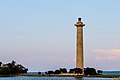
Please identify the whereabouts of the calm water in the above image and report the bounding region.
[0,71,120,80]
[0,76,115,80]
[103,71,120,75]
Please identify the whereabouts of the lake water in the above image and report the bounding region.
[0,76,115,80]
[0,71,120,80]
[103,71,120,75]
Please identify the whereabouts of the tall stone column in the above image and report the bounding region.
[75,18,85,70]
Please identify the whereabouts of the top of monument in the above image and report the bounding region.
[74,18,85,27]
[78,18,81,22]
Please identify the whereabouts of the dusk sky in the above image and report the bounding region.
[0,0,120,71]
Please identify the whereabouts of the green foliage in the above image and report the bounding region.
[84,67,97,76]
[0,62,2,66]
[38,72,41,75]
[44,67,101,75]
[47,70,54,75]
[74,68,82,74]
[69,68,82,74]
[97,70,102,74]
[0,67,10,75]
[54,70,61,74]
[0,61,28,75]
[69,69,75,73]
[60,68,67,73]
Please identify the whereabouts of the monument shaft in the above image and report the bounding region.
[76,27,83,69]
[75,18,85,69]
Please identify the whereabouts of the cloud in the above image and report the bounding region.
[94,49,120,55]
[94,48,120,60]
[96,56,117,60]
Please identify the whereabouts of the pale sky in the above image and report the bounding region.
[0,0,120,71]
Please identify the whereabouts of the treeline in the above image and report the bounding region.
[38,67,102,76]
[0,61,28,75]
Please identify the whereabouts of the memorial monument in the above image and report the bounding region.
[75,18,85,70]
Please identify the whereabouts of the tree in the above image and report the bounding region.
[97,70,102,74]
[54,70,61,74]
[69,69,75,73]
[0,62,2,66]
[74,68,82,74]
[60,68,67,73]
[0,67,10,75]
[0,61,28,75]
[69,68,82,74]
[84,67,97,76]
[38,72,41,75]
[45,71,48,74]
[48,70,54,75]
[11,60,16,65]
